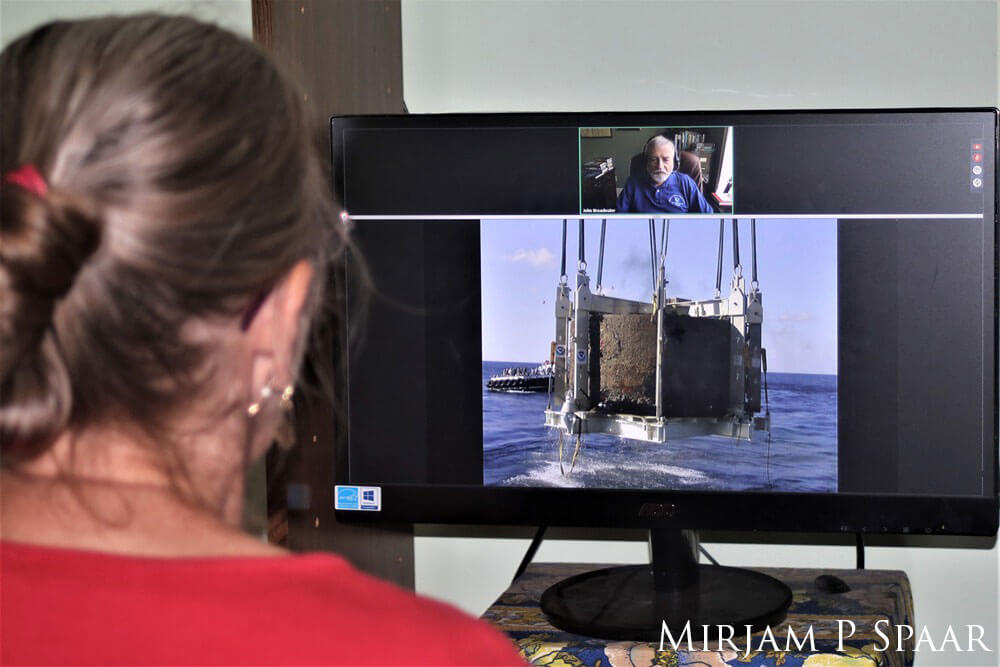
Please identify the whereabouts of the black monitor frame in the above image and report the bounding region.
[330,108,999,538]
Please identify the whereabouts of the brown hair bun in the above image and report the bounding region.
[0,181,102,458]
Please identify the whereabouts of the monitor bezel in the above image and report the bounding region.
[330,108,999,538]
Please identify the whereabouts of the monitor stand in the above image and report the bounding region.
[539,529,792,641]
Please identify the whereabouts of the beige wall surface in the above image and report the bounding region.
[401,0,998,111]
[401,2,999,665]
[0,0,251,46]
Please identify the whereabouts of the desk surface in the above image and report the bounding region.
[483,563,913,667]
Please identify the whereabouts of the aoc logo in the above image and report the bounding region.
[638,503,677,518]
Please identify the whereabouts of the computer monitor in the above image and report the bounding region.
[330,109,998,639]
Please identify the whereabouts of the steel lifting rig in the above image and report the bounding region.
[544,218,771,472]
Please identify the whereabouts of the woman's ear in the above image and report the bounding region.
[277,260,315,338]
[244,260,315,388]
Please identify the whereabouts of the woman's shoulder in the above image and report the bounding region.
[228,551,529,664]
[261,552,523,661]
[1,540,524,665]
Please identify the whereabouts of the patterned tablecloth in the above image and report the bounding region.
[482,563,914,667]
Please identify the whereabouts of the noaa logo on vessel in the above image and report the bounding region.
[576,349,588,364]
[554,344,566,358]
[668,194,686,209]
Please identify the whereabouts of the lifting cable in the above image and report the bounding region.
[568,219,585,475]
[659,218,671,302]
[762,348,771,415]
[763,346,772,487]
[715,219,725,297]
[732,218,741,271]
[596,219,607,292]
[560,219,568,282]
[659,218,670,270]
[647,218,657,290]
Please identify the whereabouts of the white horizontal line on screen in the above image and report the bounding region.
[347,213,985,220]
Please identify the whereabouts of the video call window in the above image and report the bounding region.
[580,126,734,215]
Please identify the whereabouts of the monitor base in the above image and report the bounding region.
[539,530,792,641]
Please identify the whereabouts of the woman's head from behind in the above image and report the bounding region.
[0,14,341,516]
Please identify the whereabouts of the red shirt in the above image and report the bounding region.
[0,540,525,665]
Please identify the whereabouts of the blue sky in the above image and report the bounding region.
[481,217,838,375]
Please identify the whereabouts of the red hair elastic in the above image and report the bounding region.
[4,164,48,197]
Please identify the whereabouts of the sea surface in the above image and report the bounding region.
[481,360,837,492]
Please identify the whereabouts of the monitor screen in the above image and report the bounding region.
[330,110,998,537]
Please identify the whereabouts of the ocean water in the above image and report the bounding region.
[481,361,838,493]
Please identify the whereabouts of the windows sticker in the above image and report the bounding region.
[335,485,381,511]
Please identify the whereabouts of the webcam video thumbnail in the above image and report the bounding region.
[580,126,734,215]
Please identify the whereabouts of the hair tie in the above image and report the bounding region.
[4,164,48,197]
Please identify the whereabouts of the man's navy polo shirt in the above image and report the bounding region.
[616,171,713,213]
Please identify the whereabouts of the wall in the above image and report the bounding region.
[401,1,999,664]
[0,0,251,45]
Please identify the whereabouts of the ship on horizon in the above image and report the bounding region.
[486,361,554,393]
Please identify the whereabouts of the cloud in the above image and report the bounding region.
[504,247,556,268]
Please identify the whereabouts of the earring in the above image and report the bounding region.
[247,383,294,417]
[280,384,295,411]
